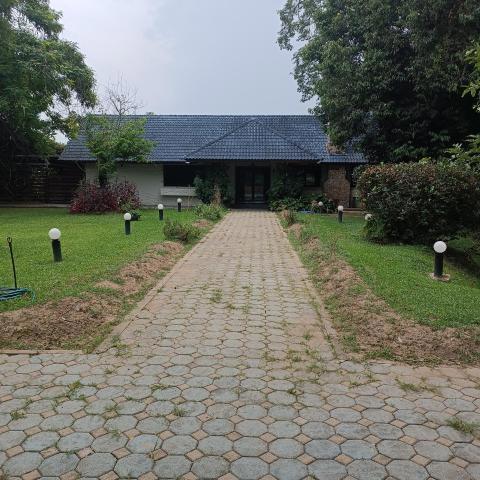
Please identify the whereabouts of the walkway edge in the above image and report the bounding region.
[95,213,231,353]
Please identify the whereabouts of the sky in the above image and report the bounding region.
[49,0,309,115]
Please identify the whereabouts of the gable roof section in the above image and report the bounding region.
[59,115,365,164]
[185,119,318,161]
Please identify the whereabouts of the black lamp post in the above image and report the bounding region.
[158,203,164,221]
[433,241,447,278]
[318,201,324,214]
[48,228,62,262]
[177,198,182,212]
[337,205,344,223]
[124,213,132,235]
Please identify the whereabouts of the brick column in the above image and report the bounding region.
[323,165,351,206]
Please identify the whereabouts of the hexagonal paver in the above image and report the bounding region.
[270,438,303,458]
[387,460,428,480]
[39,453,79,476]
[377,439,415,460]
[305,439,341,459]
[115,453,153,477]
[231,457,269,479]
[347,459,388,480]
[198,435,233,455]
[234,437,268,456]
[191,456,229,479]
[4,452,43,476]
[77,452,116,477]
[154,455,191,478]
[162,434,197,454]
[270,459,308,480]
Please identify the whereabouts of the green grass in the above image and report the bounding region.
[0,208,197,312]
[298,214,480,328]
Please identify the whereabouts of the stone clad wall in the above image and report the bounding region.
[323,165,351,207]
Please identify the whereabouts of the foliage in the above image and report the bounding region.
[164,219,201,243]
[357,162,480,244]
[70,180,140,214]
[268,165,334,211]
[0,0,95,158]
[193,204,226,222]
[443,45,480,173]
[193,165,231,205]
[279,209,298,227]
[85,116,153,185]
[278,0,480,162]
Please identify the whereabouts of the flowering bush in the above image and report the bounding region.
[357,162,480,244]
[70,180,140,214]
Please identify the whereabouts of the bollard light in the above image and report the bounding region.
[48,228,62,262]
[433,241,447,278]
[337,205,344,223]
[365,213,373,221]
[158,203,164,221]
[177,198,182,213]
[318,201,324,214]
[124,212,132,235]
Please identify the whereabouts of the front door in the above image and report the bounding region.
[236,166,270,206]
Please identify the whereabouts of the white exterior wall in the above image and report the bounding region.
[84,163,201,208]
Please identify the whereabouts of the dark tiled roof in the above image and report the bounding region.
[59,115,365,164]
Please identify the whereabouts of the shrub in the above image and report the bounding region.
[357,162,480,244]
[193,165,231,204]
[269,194,334,212]
[164,219,201,243]
[70,180,140,214]
[193,204,226,221]
[279,209,298,227]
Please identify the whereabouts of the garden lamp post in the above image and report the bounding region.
[48,228,62,262]
[318,201,324,214]
[433,241,447,278]
[337,205,344,223]
[365,213,373,221]
[177,198,182,212]
[124,213,132,235]
[158,203,164,221]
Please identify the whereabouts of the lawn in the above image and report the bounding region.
[0,207,198,313]
[298,214,480,329]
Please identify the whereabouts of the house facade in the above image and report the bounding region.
[60,115,366,208]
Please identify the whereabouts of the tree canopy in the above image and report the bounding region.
[278,0,480,162]
[0,0,96,158]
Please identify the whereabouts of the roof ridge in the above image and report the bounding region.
[185,117,318,160]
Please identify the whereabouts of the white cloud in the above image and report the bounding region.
[50,0,308,114]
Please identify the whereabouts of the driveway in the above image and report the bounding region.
[0,211,479,479]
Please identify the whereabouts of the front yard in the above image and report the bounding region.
[286,213,480,364]
[0,208,216,351]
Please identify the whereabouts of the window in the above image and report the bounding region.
[302,166,322,187]
[163,165,204,187]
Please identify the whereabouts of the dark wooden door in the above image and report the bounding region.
[235,166,270,205]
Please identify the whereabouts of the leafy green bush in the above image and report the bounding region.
[193,165,231,205]
[164,219,201,243]
[357,162,480,244]
[269,194,334,212]
[193,204,226,221]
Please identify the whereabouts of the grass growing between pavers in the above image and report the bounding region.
[284,213,480,364]
[0,207,219,351]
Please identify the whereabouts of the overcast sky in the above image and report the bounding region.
[50,0,309,115]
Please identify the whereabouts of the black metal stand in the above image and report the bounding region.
[52,239,62,262]
[338,211,343,223]
[7,237,17,288]
[178,203,182,213]
[434,252,444,278]
[125,220,131,235]
[159,210,164,221]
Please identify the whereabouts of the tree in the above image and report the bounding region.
[278,0,480,162]
[0,0,95,157]
[85,79,153,185]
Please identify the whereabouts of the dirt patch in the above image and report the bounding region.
[0,241,185,352]
[289,224,480,365]
[193,219,213,229]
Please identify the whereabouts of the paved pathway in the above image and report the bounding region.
[1,211,480,480]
